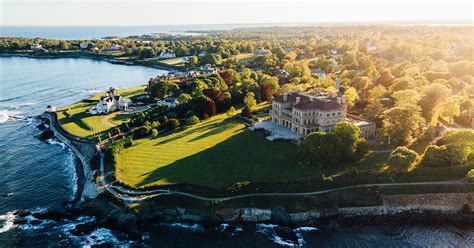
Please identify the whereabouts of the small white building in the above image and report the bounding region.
[89,88,131,115]
[30,44,43,50]
[157,97,178,109]
[199,64,218,75]
[106,44,123,51]
[254,47,271,56]
[80,43,90,49]
[46,105,57,112]
[158,52,176,59]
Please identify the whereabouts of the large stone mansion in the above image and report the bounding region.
[271,91,376,138]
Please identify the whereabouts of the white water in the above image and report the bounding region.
[0,110,9,123]
[0,212,16,233]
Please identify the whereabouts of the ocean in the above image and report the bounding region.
[0,56,473,247]
[0,24,298,40]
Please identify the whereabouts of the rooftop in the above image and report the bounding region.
[274,91,345,111]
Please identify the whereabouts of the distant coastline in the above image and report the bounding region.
[1,21,471,40]
[0,53,180,72]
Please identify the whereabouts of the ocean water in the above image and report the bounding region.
[0,24,294,40]
[0,56,473,247]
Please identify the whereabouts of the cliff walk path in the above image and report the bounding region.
[98,153,468,204]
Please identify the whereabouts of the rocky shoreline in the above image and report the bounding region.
[9,192,474,242]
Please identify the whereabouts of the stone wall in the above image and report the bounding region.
[41,112,99,200]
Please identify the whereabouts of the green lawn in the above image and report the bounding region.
[158,57,186,67]
[57,86,144,138]
[115,113,389,188]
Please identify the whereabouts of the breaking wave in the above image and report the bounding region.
[0,110,9,123]
[0,212,16,233]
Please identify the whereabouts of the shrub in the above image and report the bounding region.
[354,138,369,160]
[445,143,470,166]
[151,121,160,129]
[166,118,180,130]
[419,145,450,167]
[466,169,474,182]
[227,106,236,116]
[186,115,200,125]
[151,128,159,138]
[387,146,418,171]
[420,143,471,167]
[185,110,196,118]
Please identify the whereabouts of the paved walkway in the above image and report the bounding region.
[98,153,467,204]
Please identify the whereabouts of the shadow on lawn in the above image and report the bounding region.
[58,110,93,132]
[137,130,301,187]
[153,117,241,146]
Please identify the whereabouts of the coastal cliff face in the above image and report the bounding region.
[127,192,474,227]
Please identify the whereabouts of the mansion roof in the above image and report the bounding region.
[274,92,345,111]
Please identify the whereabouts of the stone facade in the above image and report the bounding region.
[271,91,376,138]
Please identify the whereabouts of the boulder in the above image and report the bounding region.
[13,218,27,225]
[37,129,54,141]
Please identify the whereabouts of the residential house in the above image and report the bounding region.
[157,97,178,109]
[80,42,89,49]
[271,91,376,138]
[30,44,43,50]
[199,64,219,75]
[105,44,123,51]
[89,88,131,115]
[254,47,271,56]
[159,52,176,59]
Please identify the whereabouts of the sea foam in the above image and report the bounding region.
[0,110,9,123]
[0,212,16,233]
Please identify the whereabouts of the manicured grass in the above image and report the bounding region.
[57,86,145,138]
[158,57,186,67]
[115,113,389,188]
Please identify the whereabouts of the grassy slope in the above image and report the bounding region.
[57,86,144,138]
[115,112,390,188]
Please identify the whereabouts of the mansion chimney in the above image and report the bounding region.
[295,97,301,104]
[283,93,288,101]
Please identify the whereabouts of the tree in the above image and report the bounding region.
[419,83,450,121]
[419,145,451,167]
[390,77,416,93]
[177,93,192,105]
[259,75,279,101]
[59,41,69,50]
[392,89,421,106]
[351,77,370,91]
[301,132,342,166]
[147,80,179,99]
[387,147,418,171]
[344,87,358,109]
[187,56,198,66]
[332,121,361,160]
[439,98,461,124]
[381,105,425,145]
[367,85,387,101]
[165,118,180,130]
[186,115,200,125]
[244,92,257,113]
[151,129,159,138]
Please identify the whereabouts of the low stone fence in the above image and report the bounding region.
[41,112,99,200]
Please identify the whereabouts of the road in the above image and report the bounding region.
[98,153,467,203]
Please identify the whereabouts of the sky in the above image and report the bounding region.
[0,0,472,26]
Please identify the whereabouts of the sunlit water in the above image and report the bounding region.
[0,56,472,247]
